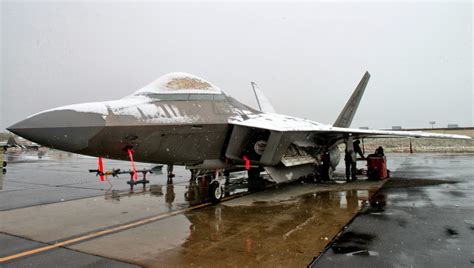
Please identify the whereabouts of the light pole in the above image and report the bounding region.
[429,121,436,129]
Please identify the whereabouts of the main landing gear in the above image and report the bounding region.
[319,150,334,182]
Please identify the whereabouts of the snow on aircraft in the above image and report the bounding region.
[8,72,471,202]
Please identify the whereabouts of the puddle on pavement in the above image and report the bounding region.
[331,231,376,255]
[71,186,380,268]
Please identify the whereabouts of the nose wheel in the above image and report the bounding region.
[209,169,225,204]
[209,180,223,204]
[189,169,225,204]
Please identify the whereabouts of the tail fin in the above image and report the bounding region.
[333,71,371,128]
[251,82,276,113]
[7,136,18,146]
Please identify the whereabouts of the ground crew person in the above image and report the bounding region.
[375,146,385,157]
[345,139,365,182]
[1,151,6,169]
[0,152,4,190]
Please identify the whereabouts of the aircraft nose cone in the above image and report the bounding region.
[8,108,106,152]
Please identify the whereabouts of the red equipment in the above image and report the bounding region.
[243,156,250,170]
[366,155,388,180]
[98,156,104,181]
[127,148,138,181]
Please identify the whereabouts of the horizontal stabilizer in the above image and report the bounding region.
[333,71,370,128]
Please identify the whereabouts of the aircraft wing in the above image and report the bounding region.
[231,113,470,139]
[227,113,471,167]
[328,127,470,140]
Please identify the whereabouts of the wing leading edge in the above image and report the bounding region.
[230,113,471,140]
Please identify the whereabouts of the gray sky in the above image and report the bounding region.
[1,1,472,131]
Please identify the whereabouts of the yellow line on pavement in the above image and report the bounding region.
[0,194,242,263]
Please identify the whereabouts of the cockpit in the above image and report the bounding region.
[137,93,227,101]
[132,72,226,101]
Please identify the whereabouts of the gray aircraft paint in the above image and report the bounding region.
[8,73,470,184]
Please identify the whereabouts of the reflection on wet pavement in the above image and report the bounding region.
[70,186,381,267]
[0,150,400,267]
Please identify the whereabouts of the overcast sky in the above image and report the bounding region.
[1,1,472,131]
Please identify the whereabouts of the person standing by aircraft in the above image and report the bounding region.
[345,139,365,182]
[1,150,6,181]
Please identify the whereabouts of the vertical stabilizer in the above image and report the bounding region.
[251,82,276,113]
[333,71,370,128]
[7,136,18,146]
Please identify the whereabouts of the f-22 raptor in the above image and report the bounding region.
[8,72,470,202]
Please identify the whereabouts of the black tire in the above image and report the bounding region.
[321,165,333,181]
[326,167,334,181]
[2,161,6,168]
[208,181,223,204]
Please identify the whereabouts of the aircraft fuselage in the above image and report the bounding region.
[8,92,251,167]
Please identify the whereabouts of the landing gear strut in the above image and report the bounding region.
[167,165,175,184]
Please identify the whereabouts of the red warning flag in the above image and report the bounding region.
[127,148,138,181]
[243,156,250,170]
[98,156,104,182]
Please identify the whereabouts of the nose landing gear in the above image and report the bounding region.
[187,169,225,204]
[209,170,224,204]
[209,180,223,204]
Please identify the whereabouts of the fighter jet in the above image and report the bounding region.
[1,135,41,151]
[8,72,470,202]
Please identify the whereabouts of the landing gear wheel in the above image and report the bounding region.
[321,166,333,181]
[209,181,223,204]
[327,167,334,180]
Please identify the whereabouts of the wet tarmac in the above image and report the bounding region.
[0,150,471,267]
[312,153,474,267]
